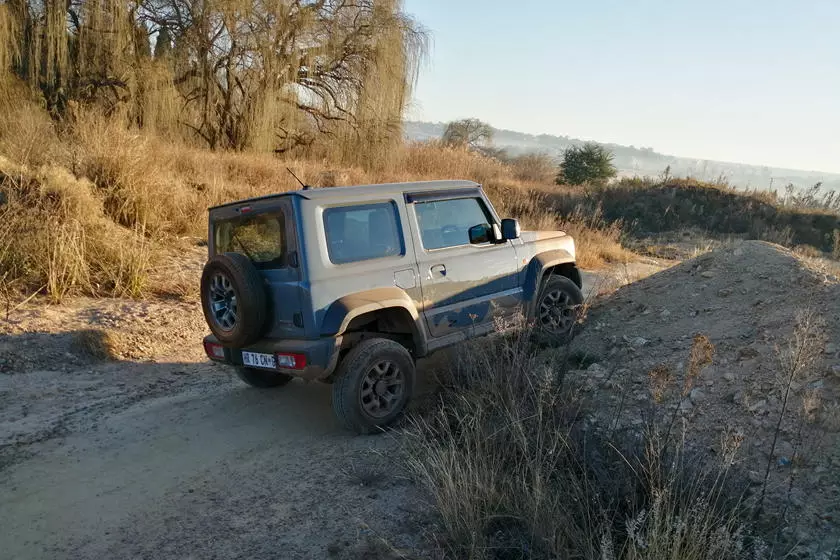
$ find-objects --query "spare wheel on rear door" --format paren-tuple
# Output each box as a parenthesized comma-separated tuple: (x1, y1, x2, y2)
(201, 252, 268, 347)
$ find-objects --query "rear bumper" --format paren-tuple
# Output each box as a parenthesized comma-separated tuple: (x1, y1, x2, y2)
(203, 334, 342, 381)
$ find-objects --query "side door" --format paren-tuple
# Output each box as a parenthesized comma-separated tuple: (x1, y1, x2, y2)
(407, 191, 520, 340)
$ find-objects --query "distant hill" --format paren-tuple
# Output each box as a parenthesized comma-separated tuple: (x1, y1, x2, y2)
(404, 121, 840, 192)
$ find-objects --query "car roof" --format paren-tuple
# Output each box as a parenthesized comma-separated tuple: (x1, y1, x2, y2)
(208, 180, 481, 210)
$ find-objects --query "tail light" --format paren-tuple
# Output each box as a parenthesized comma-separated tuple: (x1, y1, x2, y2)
(204, 341, 226, 360)
(275, 352, 307, 370)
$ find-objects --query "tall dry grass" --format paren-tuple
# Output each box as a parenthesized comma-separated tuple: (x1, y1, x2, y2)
(0, 102, 630, 301)
(404, 323, 763, 559)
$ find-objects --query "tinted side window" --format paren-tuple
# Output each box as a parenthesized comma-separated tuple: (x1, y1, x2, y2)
(414, 198, 493, 250)
(323, 202, 403, 264)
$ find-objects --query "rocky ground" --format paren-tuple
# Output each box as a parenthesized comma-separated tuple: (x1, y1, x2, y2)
(569, 241, 840, 557)
(2, 243, 838, 558)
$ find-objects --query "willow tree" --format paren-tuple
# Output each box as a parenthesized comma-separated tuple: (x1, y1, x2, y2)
(1, 0, 427, 158)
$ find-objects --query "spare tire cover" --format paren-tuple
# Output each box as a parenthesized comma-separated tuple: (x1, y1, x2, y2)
(200, 252, 268, 346)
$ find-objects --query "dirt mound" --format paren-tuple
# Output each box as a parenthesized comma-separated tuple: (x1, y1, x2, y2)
(572, 241, 840, 555)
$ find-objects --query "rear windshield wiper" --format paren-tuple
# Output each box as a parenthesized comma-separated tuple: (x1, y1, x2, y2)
(231, 231, 257, 262)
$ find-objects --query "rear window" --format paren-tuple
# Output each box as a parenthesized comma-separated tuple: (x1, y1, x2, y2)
(214, 212, 286, 268)
(323, 202, 403, 264)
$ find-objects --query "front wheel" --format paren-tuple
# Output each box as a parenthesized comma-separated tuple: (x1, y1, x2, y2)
(535, 275, 584, 343)
(331, 338, 415, 434)
(235, 367, 294, 388)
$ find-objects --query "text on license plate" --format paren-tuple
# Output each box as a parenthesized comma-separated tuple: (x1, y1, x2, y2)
(241, 351, 276, 369)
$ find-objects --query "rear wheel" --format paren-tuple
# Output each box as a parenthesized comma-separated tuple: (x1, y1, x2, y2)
(235, 367, 293, 388)
(331, 338, 415, 434)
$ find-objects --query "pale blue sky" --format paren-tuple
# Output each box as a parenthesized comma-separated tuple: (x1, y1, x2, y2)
(403, 0, 840, 173)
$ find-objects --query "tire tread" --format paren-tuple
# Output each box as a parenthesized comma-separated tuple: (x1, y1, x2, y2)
(331, 338, 414, 434)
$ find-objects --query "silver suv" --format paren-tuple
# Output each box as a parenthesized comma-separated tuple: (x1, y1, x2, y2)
(200, 180, 582, 433)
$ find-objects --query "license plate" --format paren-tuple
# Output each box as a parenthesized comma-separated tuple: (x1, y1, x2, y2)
(241, 351, 276, 369)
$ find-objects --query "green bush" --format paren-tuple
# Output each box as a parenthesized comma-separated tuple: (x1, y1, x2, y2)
(558, 143, 617, 185)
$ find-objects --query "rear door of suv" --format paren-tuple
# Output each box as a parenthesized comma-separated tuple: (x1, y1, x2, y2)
(406, 189, 519, 341)
(209, 196, 305, 339)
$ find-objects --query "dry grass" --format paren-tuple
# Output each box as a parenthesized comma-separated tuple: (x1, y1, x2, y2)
(0, 102, 630, 301)
(507, 153, 557, 184)
(75, 328, 122, 360)
(403, 325, 760, 559)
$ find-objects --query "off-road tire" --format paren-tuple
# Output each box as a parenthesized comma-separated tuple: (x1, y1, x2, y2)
(331, 338, 415, 435)
(534, 275, 584, 343)
(235, 367, 293, 388)
(200, 252, 267, 347)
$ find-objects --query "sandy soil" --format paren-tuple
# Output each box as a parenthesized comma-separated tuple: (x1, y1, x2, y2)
(0, 260, 674, 560)
(0, 299, 439, 560)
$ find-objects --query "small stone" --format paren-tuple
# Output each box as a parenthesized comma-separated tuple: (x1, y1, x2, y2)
(623, 335, 649, 347)
(679, 398, 693, 412)
(774, 440, 795, 457)
(701, 271, 715, 278)
(717, 288, 732, 297)
(722, 371, 735, 381)
(748, 471, 764, 485)
(747, 399, 767, 413)
(660, 309, 671, 318)
(808, 380, 824, 390)
(831, 365, 840, 378)
(825, 343, 838, 354)
(689, 388, 706, 403)
(587, 363, 606, 378)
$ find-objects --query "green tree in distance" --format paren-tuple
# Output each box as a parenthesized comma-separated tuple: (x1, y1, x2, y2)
(558, 142, 617, 185)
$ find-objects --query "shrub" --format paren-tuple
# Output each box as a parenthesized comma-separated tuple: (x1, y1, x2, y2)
(508, 152, 556, 184)
(558, 143, 617, 186)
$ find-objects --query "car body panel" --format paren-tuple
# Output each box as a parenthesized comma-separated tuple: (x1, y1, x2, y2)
(404, 190, 521, 337)
(204, 180, 579, 375)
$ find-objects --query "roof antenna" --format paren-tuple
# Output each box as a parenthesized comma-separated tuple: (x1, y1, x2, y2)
(286, 167, 310, 190)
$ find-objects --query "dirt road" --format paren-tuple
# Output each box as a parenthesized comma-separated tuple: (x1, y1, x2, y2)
(0, 265, 658, 560)
(0, 359, 435, 559)
(0, 296, 444, 560)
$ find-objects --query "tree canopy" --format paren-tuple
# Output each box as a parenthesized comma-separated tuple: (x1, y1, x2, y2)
(442, 118, 493, 149)
(558, 142, 617, 185)
(0, 0, 427, 159)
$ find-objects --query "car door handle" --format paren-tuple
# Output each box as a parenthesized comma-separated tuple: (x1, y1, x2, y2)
(430, 264, 446, 277)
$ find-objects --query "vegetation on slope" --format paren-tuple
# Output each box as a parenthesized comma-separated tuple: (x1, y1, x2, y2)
(0, 93, 628, 302)
(546, 177, 840, 254)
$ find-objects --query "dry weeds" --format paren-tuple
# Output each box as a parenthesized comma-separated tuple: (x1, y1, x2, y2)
(0, 102, 630, 301)
(404, 323, 761, 560)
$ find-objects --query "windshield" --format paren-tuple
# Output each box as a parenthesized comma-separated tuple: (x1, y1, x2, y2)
(213, 211, 287, 268)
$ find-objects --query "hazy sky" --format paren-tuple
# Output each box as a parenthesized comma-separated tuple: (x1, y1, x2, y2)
(403, 0, 840, 173)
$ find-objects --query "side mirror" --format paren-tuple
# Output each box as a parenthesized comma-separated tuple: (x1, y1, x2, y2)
(468, 223, 492, 244)
(501, 218, 521, 240)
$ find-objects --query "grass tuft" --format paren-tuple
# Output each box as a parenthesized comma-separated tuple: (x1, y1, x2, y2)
(404, 322, 765, 560)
